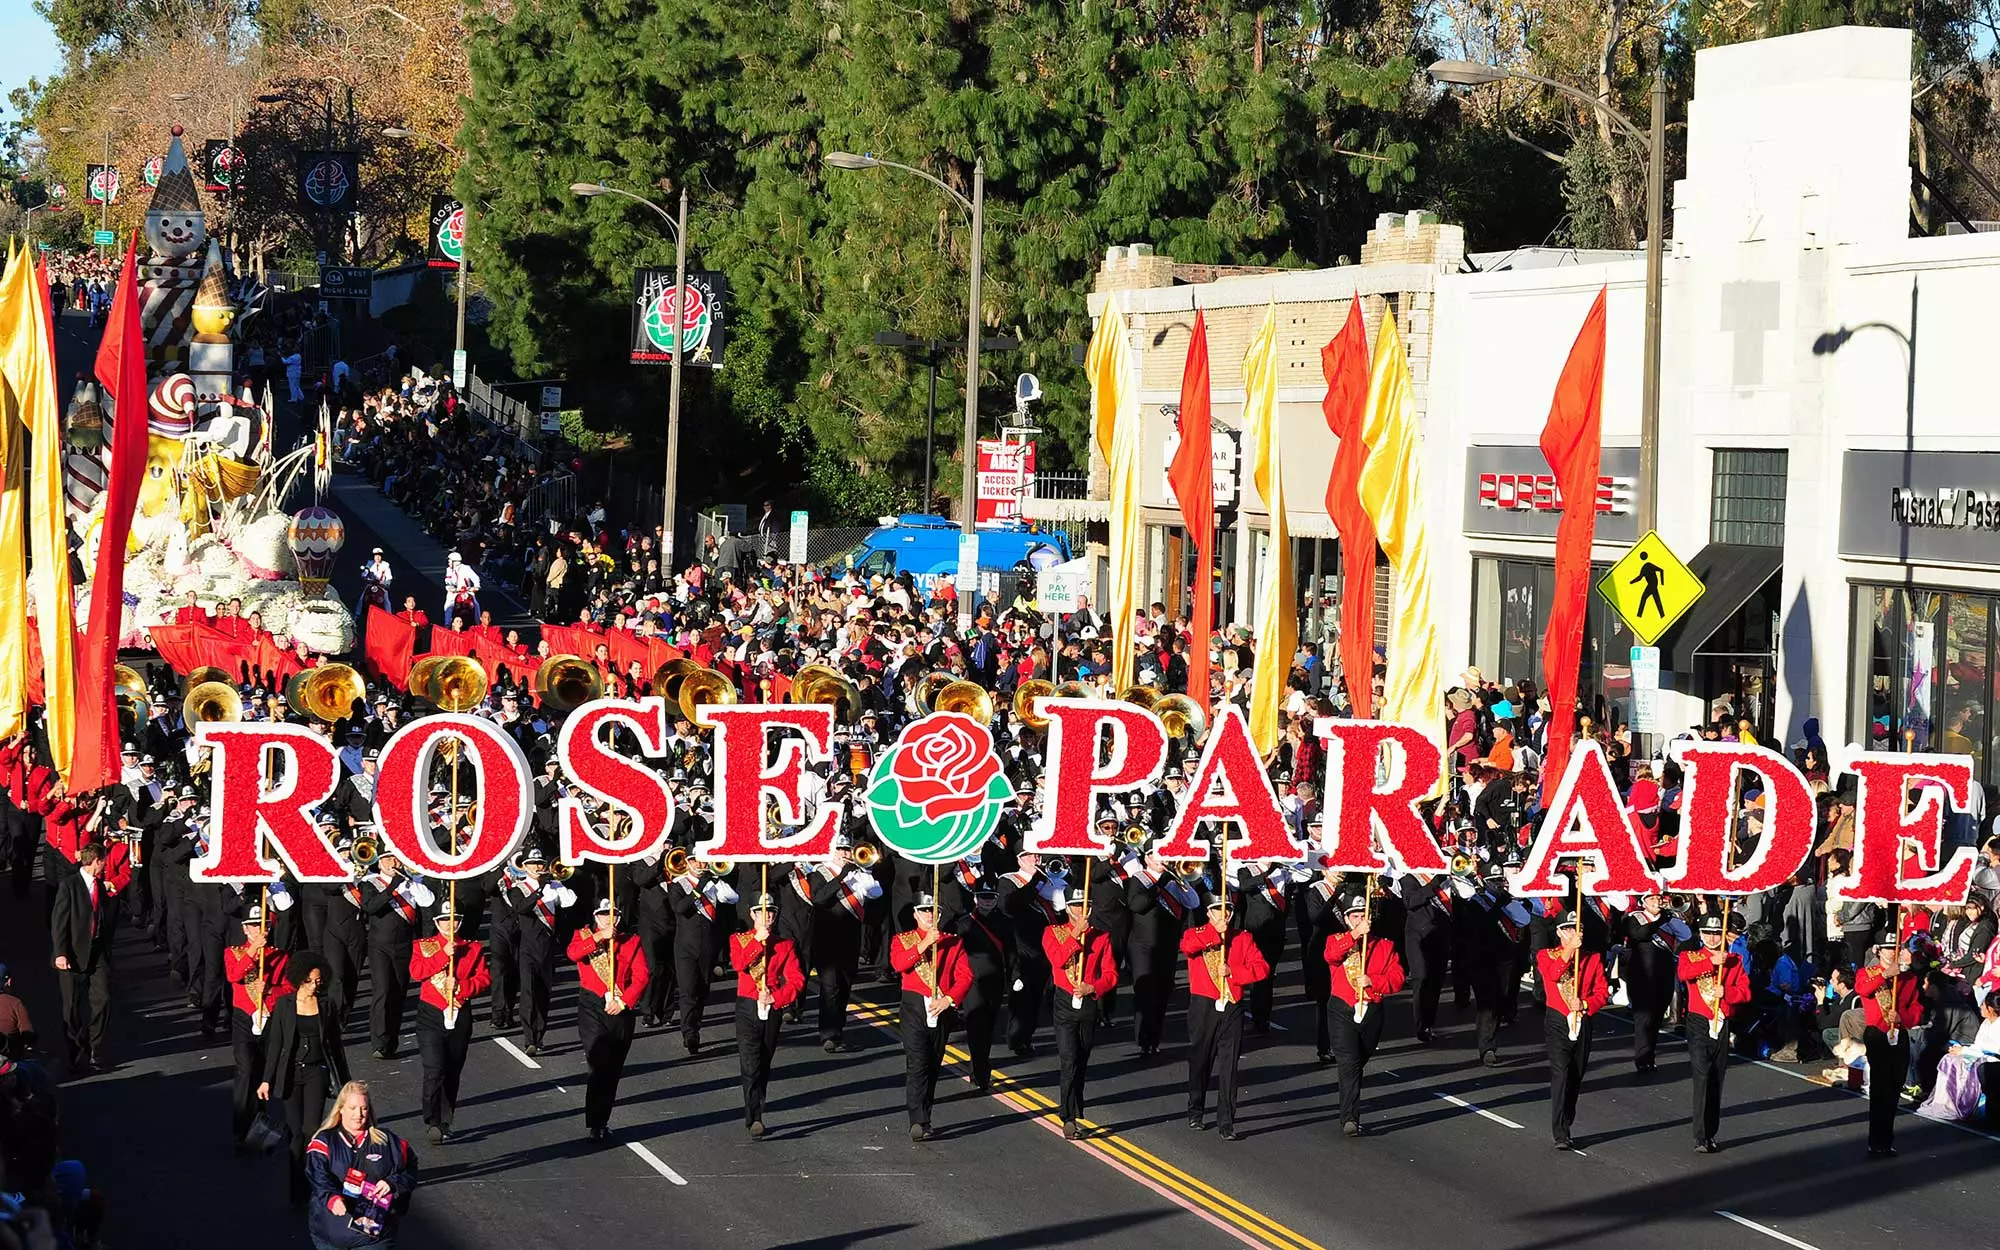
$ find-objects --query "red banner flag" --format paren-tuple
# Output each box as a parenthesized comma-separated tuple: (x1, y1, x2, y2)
(1166, 311, 1215, 713)
(428, 629, 476, 658)
(364, 606, 416, 688)
(1321, 301, 1376, 719)
(1538, 289, 1609, 801)
(70, 239, 147, 790)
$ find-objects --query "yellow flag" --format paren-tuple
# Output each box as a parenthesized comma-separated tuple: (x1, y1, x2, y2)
(1243, 301, 1291, 755)
(1086, 300, 1141, 691)
(0, 248, 25, 740)
(1356, 311, 1441, 753)
(0, 246, 76, 774)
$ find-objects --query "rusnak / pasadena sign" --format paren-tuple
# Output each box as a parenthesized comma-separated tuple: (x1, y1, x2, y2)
(190, 699, 1978, 907)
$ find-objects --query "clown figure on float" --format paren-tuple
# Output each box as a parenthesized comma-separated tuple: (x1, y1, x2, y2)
(139, 126, 209, 367)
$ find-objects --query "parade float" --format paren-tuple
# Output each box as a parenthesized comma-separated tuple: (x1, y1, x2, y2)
(65, 126, 356, 658)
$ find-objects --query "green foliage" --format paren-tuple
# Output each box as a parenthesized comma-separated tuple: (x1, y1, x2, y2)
(558, 409, 606, 453)
(461, 0, 1427, 521)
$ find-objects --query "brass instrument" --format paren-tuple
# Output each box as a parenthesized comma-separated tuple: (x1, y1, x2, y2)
(851, 843, 881, 869)
(664, 847, 694, 876)
(407, 655, 452, 702)
(790, 664, 863, 723)
(535, 655, 604, 712)
(913, 671, 954, 715)
(666, 846, 734, 878)
(1117, 684, 1162, 712)
(550, 861, 576, 882)
(1166, 858, 1207, 878)
(350, 835, 383, 872)
(677, 666, 738, 727)
(183, 680, 243, 726)
(113, 663, 150, 733)
(1012, 678, 1056, 731)
(423, 655, 488, 713)
(180, 665, 233, 694)
(1114, 824, 1150, 850)
(299, 663, 368, 722)
(653, 656, 701, 704)
(282, 670, 315, 719)
(1053, 680, 1095, 702)
(1448, 849, 1480, 876)
(709, 860, 734, 876)
(1153, 693, 1207, 741)
(933, 680, 995, 724)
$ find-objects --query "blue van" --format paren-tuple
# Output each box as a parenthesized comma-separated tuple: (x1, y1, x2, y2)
(828, 514, 1070, 598)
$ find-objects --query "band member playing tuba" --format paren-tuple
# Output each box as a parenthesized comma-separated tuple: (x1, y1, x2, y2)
(568, 898, 650, 1143)
(410, 907, 489, 1145)
(1536, 915, 1611, 1150)
(1677, 914, 1751, 1152)
(1325, 896, 1405, 1138)
(1181, 889, 1269, 1140)
(891, 893, 971, 1142)
(730, 893, 805, 1139)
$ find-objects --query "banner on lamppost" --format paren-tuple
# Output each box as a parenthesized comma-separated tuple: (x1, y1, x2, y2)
(44, 183, 67, 212)
(427, 196, 465, 270)
(85, 165, 119, 204)
(296, 150, 359, 214)
(629, 267, 729, 368)
(975, 439, 1036, 525)
(142, 156, 163, 187)
(202, 140, 242, 193)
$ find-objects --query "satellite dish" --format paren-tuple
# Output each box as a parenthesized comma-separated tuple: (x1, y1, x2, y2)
(1015, 373, 1042, 406)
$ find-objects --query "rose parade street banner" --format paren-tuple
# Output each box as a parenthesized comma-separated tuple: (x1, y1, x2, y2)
(427, 196, 465, 270)
(296, 150, 360, 215)
(188, 699, 1983, 914)
(201, 140, 241, 194)
(629, 267, 729, 367)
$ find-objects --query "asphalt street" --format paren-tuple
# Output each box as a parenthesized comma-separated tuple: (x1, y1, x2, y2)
(26, 306, 2000, 1249)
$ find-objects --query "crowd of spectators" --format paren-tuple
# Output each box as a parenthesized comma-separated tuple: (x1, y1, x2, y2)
(0, 966, 102, 1250)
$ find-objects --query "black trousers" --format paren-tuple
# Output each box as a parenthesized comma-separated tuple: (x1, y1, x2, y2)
(963, 979, 1003, 1085)
(1545, 1011, 1594, 1142)
(1007, 961, 1050, 1050)
(416, 1004, 474, 1129)
(816, 951, 857, 1044)
(1186, 995, 1245, 1130)
(60, 964, 111, 1065)
(1471, 958, 1516, 1056)
(1685, 1018, 1729, 1143)
(230, 1009, 269, 1139)
(322, 927, 364, 1028)
(1132, 948, 1174, 1052)
(1629, 979, 1671, 1071)
(518, 936, 555, 1047)
(5, 810, 32, 899)
(675, 941, 712, 1048)
(196, 926, 228, 1028)
(1246, 930, 1282, 1028)
(1051, 994, 1098, 1123)
(1329, 999, 1387, 1127)
(1863, 1026, 1909, 1151)
(1405, 924, 1450, 1036)
(283, 1067, 333, 1206)
(901, 991, 953, 1126)
(163, 888, 189, 981)
(637, 920, 673, 1020)
(736, 999, 782, 1127)
(577, 995, 637, 1131)
(486, 923, 520, 1025)
(368, 941, 413, 1054)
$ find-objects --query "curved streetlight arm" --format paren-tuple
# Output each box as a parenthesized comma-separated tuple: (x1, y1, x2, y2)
(1499, 69, 1652, 153)
(840, 155, 974, 215)
(573, 183, 681, 241)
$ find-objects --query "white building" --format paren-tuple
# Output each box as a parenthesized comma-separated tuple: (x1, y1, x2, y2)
(1063, 24, 2000, 790)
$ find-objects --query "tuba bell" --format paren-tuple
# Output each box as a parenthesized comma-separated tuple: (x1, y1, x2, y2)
(653, 656, 701, 704)
(1053, 680, 1095, 702)
(535, 655, 604, 712)
(1012, 678, 1056, 731)
(1153, 693, 1207, 742)
(180, 665, 233, 695)
(912, 671, 954, 715)
(424, 656, 488, 713)
(791, 664, 863, 724)
(183, 680, 243, 726)
(283, 670, 315, 720)
(677, 667, 738, 728)
(933, 680, 995, 724)
(1117, 684, 1162, 712)
(301, 663, 368, 723)
(114, 663, 150, 733)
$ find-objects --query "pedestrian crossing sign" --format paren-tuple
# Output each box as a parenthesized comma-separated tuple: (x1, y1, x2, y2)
(1597, 530, 1704, 646)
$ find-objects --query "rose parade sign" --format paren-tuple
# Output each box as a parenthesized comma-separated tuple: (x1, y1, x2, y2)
(427, 196, 465, 269)
(629, 266, 729, 367)
(188, 697, 1983, 912)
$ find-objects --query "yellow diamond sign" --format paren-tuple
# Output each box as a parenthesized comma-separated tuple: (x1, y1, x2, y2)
(1597, 530, 1704, 646)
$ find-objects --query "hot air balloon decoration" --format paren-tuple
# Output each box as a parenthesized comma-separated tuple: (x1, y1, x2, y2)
(286, 506, 345, 596)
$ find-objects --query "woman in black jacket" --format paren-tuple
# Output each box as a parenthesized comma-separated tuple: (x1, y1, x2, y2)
(259, 954, 350, 1206)
(1939, 896, 1996, 998)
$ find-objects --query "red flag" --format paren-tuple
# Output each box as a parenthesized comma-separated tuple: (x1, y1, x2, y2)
(428, 629, 476, 658)
(1538, 289, 1609, 801)
(71, 237, 148, 791)
(1320, 301, 1376, 720)
(1166, 312, 1214, 713)
(364, 606, 416, 688)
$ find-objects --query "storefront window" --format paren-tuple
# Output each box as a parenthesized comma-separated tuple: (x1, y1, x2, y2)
(1471, 556, 1615, 718)
(1852, 583, 2000, 784)
(1942, 596, 1989, 777)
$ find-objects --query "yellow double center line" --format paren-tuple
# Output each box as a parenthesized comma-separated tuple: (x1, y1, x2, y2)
(848, 1001, 1325, 1250)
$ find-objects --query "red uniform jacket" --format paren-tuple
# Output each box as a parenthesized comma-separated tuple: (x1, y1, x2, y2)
(409, 936, 491, 1011)
(567, 928, 650, 1006)
(1180, 925, 1271, 1002)
(1676, 948, 1753, 1021)
(98, 840, 134, 898)
(889, 929, 973, 1006)
(1535, 948, 1612, 1016)
(1043, 924, 1118, 997)
(43, 797, 90, 864)
(1854, 964, 1926, 1031)
(1325, 932, 1409, 1007)
(224, 944, 293, 1017)
(21, 766, 55, 817)
(213, 615, 254, 642)
(172, 605, 213, 626)
(0, 739, 23, 800)
(729, 932, 807, 1010)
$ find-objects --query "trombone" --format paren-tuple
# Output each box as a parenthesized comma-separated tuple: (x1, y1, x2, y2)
(349, 835, 383, 873)
(664, 848, 734, 878)
(1114, 824, 1151, 850)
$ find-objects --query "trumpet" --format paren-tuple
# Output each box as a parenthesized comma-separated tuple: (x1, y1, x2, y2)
(851, 843, 881, 869)
(1114, 824, 1150, 850)
(1448, 849, 1480, 876)
(550, 861, 576, 882)
(350, 836, 383, 872)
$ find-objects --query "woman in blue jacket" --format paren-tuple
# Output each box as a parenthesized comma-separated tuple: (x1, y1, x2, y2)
(304, 1081, 418, 1249)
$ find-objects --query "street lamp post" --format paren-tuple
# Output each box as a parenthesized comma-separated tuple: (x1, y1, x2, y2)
(97, 107, 127, 256)
(384, 128, 469, 381)
(571, 182, 689, 565)
(827, 152, 985, 629)
(1428, 57, 1666, 533)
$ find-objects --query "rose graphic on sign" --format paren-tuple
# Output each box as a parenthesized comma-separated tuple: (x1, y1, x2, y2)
(143, 156, 163, 187)
(304, 158, 350, 207)
(865, 712, 1015, 864)
(643, 282, 710, 356)
(87, 167, 118, 203)
(213, 147, 240, 188)
(438, 206, 465, 262)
